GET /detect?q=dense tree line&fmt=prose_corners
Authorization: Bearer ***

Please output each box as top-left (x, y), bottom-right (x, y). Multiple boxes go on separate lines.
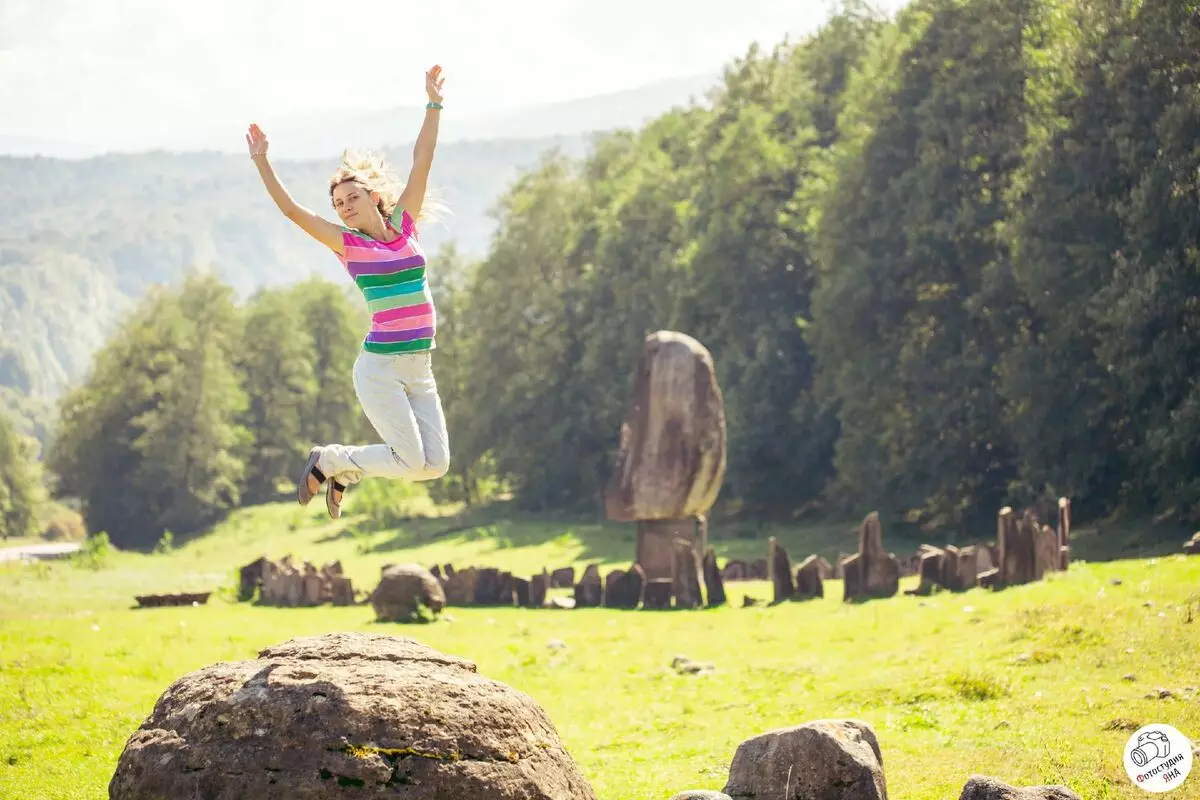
top-left (28, 0), bottom-right (1200, 547)
top-left (450, 0), bottom-right (1199, 530)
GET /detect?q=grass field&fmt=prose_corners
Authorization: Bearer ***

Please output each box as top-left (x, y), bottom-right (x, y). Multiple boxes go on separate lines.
top-left (2, 491), bottom-right (1198, 799)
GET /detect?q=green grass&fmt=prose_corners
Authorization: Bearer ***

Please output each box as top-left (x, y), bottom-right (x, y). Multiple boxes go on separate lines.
top-left (2, 495), bottom-right (1198, 799)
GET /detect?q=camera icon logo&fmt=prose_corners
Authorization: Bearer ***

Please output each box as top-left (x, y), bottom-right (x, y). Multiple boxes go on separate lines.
top-left (1123, 724), bottom-right (1192, 793)
top-left (1131, 730), bottom-right (1172, 768)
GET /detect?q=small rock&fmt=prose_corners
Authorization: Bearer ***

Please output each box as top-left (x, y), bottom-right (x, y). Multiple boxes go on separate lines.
top-left (672, 656), bottom-right (715, 675)
top-left (958, 774), bottom-right (1081, 799)
top-left (1110, 578), bottom-right (1122, 586)
top-left (1122, 674), bottom-right (1136, 682)
top-left (994, 721), bottom-right (1010, 729)
top-left (547, 638), bottom-right (567, 651)
top-left (1102, 718), bottom-right (1140, 731)
top-left (669, 792), bottom-right (732, 800)
top-left (1145, 688), bottom-right (1175, 699)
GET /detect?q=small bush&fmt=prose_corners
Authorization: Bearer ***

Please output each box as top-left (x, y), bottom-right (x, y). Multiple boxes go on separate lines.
top-left (352, 480), bottom-right (440, 529)
top-left (946, 669), bottom-right (1010, 701)
top-left (71, 532), bottom-right (114, 571)
top-left (41, 510), bottom-right (88, 542)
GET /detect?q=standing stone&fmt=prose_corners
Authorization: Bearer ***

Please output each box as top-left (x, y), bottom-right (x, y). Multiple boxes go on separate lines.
top-left (996, 507), bottom-right (1038, 588)
top-left (574, 564), bottom-right (603, 608)
top-left (514, 577), bottom-right (531, 608)
top-left (702, 549), bottom-right (726, 607)
top-left (473, 568), bottom-right (515, 606)
top-left (673, 539), bottom-right (704, 609)
top-left (793, 555), bottom-right (824, 600)
top-left (550, 567), bottom-right (575, 589)
top-left (442, 567), bottom-right (478, 606)
top-left (329, 575), bottom-right (355, 606)
top-left (907, 546), bottom-right (944, 596)
top-left (769, 538), bottom-right (794, 604)
top-left (604, 331), bottom-right (728, 580)
top-left (843, 513), bottom-right (900, 602)
top-left (941, 545), bottom-right (979, 593)
top-left (723, 719), bottom-right (887, 800)
top-left (605, 331), bottom-right (727, 522)
top-left (605, 565), bottom-right (645, 609)
top-left (530, 572), bottom-right (549, 608)
top-left (108, 633), bottom-right (598, 799)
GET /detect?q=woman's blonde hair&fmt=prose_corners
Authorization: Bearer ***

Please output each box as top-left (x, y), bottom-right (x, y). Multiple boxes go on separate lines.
top-left (328, 149), bottom-right (447, 225)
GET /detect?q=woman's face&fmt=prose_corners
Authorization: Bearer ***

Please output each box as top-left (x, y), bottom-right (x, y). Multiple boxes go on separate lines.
top-left (331, 181), bottom-right (378, 228)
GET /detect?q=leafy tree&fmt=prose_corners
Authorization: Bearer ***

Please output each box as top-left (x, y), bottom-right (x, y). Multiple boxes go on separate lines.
top-left (0, 411), bottom-right (44, 540)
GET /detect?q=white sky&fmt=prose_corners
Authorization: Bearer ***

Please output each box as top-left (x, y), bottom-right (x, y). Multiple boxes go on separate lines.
top-left (0, 0), bottom-right (905, 150)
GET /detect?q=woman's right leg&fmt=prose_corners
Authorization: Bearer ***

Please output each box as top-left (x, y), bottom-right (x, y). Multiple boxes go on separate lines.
top-left (315, 350), bottom-right (430, 487)
top-left (300, 351), bottom-right (451, 515)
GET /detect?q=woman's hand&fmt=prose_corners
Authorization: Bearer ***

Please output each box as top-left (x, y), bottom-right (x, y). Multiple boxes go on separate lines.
top-left (245, 123), bottom-right (269, 159)
top-left (425, 65), bottom-right (444, 105)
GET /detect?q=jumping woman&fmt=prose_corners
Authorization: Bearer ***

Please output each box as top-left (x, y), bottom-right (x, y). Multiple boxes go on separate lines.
top-left (246, 64), bottom-right (450, 520)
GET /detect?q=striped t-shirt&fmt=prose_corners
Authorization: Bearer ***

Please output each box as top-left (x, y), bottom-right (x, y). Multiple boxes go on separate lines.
top-left (337, 207), bottom-right (436, 355)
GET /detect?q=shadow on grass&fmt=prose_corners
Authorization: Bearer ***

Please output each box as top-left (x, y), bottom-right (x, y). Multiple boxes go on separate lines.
top-left (361, 500), bottom-right (634, 567)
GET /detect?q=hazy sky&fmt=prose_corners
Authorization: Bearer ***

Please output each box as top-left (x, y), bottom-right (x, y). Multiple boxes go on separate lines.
top-left (0, 0), bottom-right (905, 150)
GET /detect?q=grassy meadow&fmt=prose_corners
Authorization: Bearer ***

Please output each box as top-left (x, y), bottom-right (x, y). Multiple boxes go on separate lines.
top-left (2, 488), bottom-right (1199, 800)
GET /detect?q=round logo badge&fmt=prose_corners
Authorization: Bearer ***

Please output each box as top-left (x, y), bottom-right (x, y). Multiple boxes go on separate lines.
top-left (1123, 723), bottom-right (1193, 793)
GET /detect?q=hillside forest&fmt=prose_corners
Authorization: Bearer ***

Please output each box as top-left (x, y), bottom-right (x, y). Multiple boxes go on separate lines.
top-left (2, 0), bottom-right (1197, 551)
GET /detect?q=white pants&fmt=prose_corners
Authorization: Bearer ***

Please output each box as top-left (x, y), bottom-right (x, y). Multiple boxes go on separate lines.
top-left (316, 350), bottom-right (450, 485)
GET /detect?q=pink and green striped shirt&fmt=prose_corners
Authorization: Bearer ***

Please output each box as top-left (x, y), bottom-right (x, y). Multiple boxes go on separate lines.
top-left (337, 207), bottom-right (436, 355)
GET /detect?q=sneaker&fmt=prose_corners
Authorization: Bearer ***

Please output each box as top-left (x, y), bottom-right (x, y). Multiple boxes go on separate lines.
top-left (298, 447), bottom-right (326, 506)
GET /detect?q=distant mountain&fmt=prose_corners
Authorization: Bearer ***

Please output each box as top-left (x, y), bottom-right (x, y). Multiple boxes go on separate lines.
top-left (0, 134), bottom-right (594, 408)
top-left (1, 73), bottom-right (719, 160)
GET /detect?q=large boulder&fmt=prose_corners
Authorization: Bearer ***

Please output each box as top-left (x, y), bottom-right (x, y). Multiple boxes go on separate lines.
top-left (723, 719), bottom-right (887, 800)
top-left (108, 632), bottom-right (597, 799)
top-left (372, 564), bottom-right (446, 622)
